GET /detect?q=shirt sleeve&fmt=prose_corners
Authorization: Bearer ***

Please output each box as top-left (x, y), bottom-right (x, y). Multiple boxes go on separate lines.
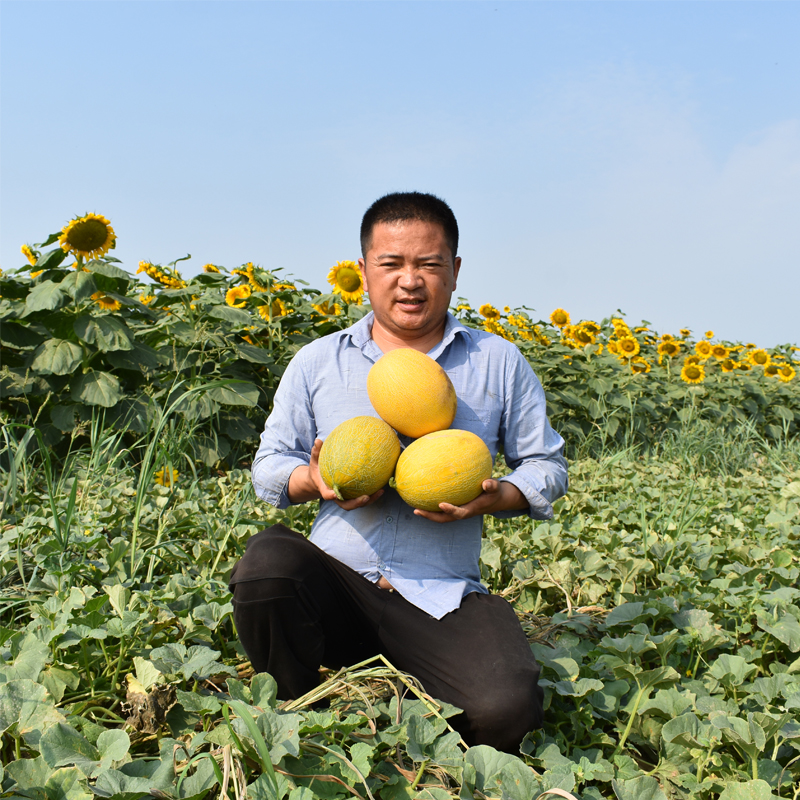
top-left (251, 350), bottom-right (317, 508)
top-left (494, 347), bottom-right (569, 520)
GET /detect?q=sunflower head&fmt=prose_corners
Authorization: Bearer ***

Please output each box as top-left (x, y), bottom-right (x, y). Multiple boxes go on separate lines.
top-left (778, 365), bottom-right (796, 383)
top-left (91, 291), bottom-right (122, 312)
top-left (21, 244), bottom-right (38, 267)
top-left (695, 340), bottom-right (712, 358)
top-left (479, 303), bottom-right (501, 321)
top-left (154, 468), bottom-right (179, 486)
top-left (658, 340), bottom-right (681, 358)
top-left (607, 340), bottom-right (620, 355)
top-left (582, 321), bottom-right (601, 335)
top-left (617, 336), bottom-right (640, 356)
top-left (30, 269), bottom-right (45, 279)
top-left (549, 308), bottom-right (570, 328)
top-left (58, 213), bottom-right (116, 260)
top-left (661, 333), bottom-right (674, 342)
top-left (705, 331), bottom-right (714, 339)
top-left (720, 358), bottom-right (737, 373)
top-left (738, 361), bottom-right (752, 372)
top-left (226, 285), bottom-right (252, 308)
top-left (312, 299), bottom-right (342, 317)
top-left (681, 363), bottom-right (706, 384)
top-left (680, 328), bottom-right (691, 337)
top-left (749, 349), bottom-right (771, 367)
top-left (711, 345), bottom-right (729, 360)
top-left (483, 319), bottom-right (514, 342)
top-left (765, 364), bottom-right (780, 377)
top-left (684, 355), bottom-right (701, 366)
top-left (203, 264), bottom-right (221, 273)
top-left (630, 357), bottom-right (651, 374)
top-left (327, 261), bottom-right (364, 303)
top-left (571, 325), bottom-right (596, 346)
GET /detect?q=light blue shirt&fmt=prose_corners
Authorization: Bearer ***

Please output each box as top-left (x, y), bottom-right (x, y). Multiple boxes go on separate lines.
top-left (252, 311), bottom-right (568, 619)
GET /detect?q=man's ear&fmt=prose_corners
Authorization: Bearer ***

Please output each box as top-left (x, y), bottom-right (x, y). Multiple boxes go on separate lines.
top-left (358, 258), bottom-right (369, 293)
top-left (452, 256), bottom-right (462, 292)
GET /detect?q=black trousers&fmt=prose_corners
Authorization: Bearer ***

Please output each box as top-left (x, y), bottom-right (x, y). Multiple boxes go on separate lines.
top-left (229, 525), bottom-right (543, 752)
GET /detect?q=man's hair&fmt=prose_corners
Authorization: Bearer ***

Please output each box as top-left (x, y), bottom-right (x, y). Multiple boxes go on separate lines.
top-left (360, 192), bottom-right (459, 258)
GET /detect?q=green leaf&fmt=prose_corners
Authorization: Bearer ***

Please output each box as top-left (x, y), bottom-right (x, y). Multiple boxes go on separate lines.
top-left (35, 247), bottom-right (69, 271)
top-left (5, 754), bottom-right (52, 792)
top-left (206, 381), bottom-right (260, 407)
top-left (106, 339), bottom-right (170, 370)
top-left (718, 779), bottom-right (778, 799)
top-left (50, 404), bottom-right (79, 432)
top-left (612, 776), bottom-right (668, 800)
top-left (149, 643), bottom-right (235, 681)
top-left (59, 271), bottom-right (97, 303)
top-left (39, 722), bottom-right (99, 775)
top-left (465, 745), bottom-right (542, 800)
top-left (73, 315), bottom-right (133, 352)
top-left (96, 729), bottom-right (130, 768)
top-left (0, 638), bottom-right (49, 683)
top-left (71, 371), bottom-right (122, 408)
top-left (251, 673), bottom-right (278, 709)
top-left (83, 260), bottom-right (131, 280)
top-left (26, 280), bottom-right (67, 312)
top-left (0, 679), bottom-right (66, 747)
top-left (757, 612), bottom-right (800, 653)
top-left (31, 339), bottom-right (84, 376)
top-left (132, 657), bottom-right (163, 692)
top-left (176, 689), bottom-right (222, 715)
top-left (207, 304), bottom-right (252, 325)
top-left (235, 342), bottom-right (275, 364)
top-left (709, 654), bottom-right (758, 687)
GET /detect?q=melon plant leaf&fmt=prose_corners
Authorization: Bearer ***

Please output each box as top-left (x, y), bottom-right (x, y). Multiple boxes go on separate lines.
top-left (0, 679), bottom-right (66, 747)
top-left (31, 339), bottom-right (84, 376)
top-left (465, 745), bottom-right (542, 800)
top-left (251, 672), bottom-right (278, 709)
top-left (4, 754), bottom-right (53, 791)
top-left (0, 638), bottom-right (50, 683)
top-left (26, 280), bottom-right (66, 312)
top-left (611, 775), bottom-right (668, 800)
top-left (709, 655), bottom-right (758, 688)
top-left (96, 729), bottom-right (131, 768)
top-left (757, 612), bottom-right (800, 653)
top-left (718, 779), bottom-right (779, 799)
top-left (71, 370), bottom-right (122, 408)
top-left (176, 689), bottom-right (222, 715)
top-left (39, 722), bottom-right (100, 775)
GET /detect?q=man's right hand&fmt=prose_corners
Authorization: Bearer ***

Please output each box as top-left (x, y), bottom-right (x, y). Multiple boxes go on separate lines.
top-left (287, 439), bottom-right (384, 510)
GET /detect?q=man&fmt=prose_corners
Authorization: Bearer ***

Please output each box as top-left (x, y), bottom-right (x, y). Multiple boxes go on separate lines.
top-left (230, 192), bottom-right (568, 753)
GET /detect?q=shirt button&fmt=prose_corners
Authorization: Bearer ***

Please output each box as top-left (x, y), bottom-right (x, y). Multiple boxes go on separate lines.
top-left (386, 516), bottom-right (393, 523)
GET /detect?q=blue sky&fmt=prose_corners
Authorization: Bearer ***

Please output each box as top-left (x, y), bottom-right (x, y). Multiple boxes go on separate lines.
top-left (2, 1), bottom-right (798, 346)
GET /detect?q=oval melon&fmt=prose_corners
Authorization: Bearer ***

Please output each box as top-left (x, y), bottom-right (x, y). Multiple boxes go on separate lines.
top-left (319, 416), bottom-right (401, 501)
top-left (393, 429), bottom-right (493, 512)
top-left (367, 349), bottom-right (457, 438)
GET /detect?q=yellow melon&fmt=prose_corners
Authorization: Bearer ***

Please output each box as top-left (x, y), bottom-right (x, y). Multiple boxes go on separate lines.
top-left (393, 429), bottom-right (493, 511)
top-left (319, 416), bottom-right (401, 500)
top-left (367, 348), bottom-right (457, 438)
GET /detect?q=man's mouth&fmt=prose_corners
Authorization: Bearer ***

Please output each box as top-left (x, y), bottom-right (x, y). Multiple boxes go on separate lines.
top-left (396, 298), bottom-right (425, 308)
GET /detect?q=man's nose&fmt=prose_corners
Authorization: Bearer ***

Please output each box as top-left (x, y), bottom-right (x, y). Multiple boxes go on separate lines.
top-left (397, 266), bottom-right (423, 289)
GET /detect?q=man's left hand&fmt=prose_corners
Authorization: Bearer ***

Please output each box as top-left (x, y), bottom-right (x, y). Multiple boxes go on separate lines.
top-left (413, 479), bottom-right (527, 523)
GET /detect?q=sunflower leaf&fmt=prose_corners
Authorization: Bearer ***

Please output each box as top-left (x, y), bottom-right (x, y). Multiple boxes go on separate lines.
top-left (31, 339), bottom-right (84, 376)
top-left (25, 280), bottom-right (67, 313)
top-left (34, 248), bottom-right (69, 271)
top-left (71, 371), bottom-right (122, 408)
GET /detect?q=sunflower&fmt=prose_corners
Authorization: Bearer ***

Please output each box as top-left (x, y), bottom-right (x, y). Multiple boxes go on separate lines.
top-left (517, 329), bottom-right (534, 341)
top-left (684, 355), bottom-right (701, 366)
top-left (258, 299), bottom-right (288, 320)
top-left (455, 303), bottom-right (472, 313)
top-left (680, 328), bottom-right (691, 337)
top-left (738, 362), bottom-right (752, 372)
top-left (571, 325), bottom-right (596, 346)
top-left (765, 364), bottom-right (779, 378)
top-left (91, 291), bottom-right (122, 312)
top-left (226, 285), bottom-right (252, 308)
top-left (202, 264), bottom-right (221, 273)
top-left (694, 340), bottom-right (712, 358)
top-left (658, 340), bottom-right (681, 358)
top-left (154, 468), bottom-right (179, 486)
top-left (681, 363), bottom-right (705, 384)
top-left (483, 319), bottom-right (514, 341)
top-left (720, 358), bottom-right (737, 373)
top-left (30, 270), bottom-right (44, 279)
top-left (533, 326), bottom-right (551, 346)
top-left (312, 299), bottom-right (342, 316)
top-left (582, 321), bottom-right (601, 335)
top-left (479, 304), bottom-right (501, 320)
top-left (549, 308), bottom-right (570, 328)
top-left (21, 244), bottom-right (38, 266)
top-left (630, 357), bottom-right (651, 374)
top-left (710, 345), bottom-right (729, 360)
top-left (58, 213), bottom-right (116, 260)
top-left (612, 318), bottom-right (632, 337)
top-left (778, 364), bottom-right (796, 383)
top-left (139, 293), bottom-right (155, 305)
top-left (272, 282), bottom-right (296, 293)
top-left (748, 349), bottom-right (771, 367)
top-left (660, 333), bottom-right (674, 342)
top-left (617, 336), bottom-right (640, 357)
top-left (327, 260), bottom-right (364, 303)
top-left (503, 306), bottom-right (511, 313)
top-left (607, 340), bottom-right (620, 355)
top-left (137, 261), bottom-right (186, 289)
top-left (634, 326), bottom-right (649, 334)
top-left (705, 330), bottom-right (714, 339)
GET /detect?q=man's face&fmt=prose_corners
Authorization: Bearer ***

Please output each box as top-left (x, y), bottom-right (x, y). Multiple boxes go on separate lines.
top-left (358, 220), bottom-right (461, 342)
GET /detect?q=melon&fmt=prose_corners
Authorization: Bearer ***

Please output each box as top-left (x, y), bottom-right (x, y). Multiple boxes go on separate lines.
top-left (367, 348), bottom-right (457, 438)
top-left (393, 429), bottom-right (493, 512)
top-left (318, 416), bottom-right (401, 500)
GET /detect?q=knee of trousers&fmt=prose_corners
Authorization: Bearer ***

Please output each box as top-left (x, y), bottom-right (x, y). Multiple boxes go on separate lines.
top-left (230, 525), bottom-right (317, 588)
top-left (463, 671), bottom-right (544, 751)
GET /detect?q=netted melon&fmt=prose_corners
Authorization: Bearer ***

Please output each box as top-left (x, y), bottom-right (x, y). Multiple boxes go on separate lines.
top-left (319, 416), bottom-right (401, 500)
top-left (367, 348), bottom-right (457, 438)
top-left (393, 429), bottom-right (492, 511)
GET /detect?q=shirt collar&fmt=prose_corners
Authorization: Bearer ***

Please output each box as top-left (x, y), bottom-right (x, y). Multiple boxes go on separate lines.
top-left (345, 311), bottom-right (471, 360)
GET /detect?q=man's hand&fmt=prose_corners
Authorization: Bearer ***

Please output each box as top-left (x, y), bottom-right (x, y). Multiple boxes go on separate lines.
top-left (288, 439), bottom-right (384, 510)
top-left (413, 479), bottom-right (527, 523)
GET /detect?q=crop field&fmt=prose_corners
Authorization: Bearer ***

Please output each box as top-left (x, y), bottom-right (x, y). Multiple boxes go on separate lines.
top-left (1, 215), bottom-right (800, 799)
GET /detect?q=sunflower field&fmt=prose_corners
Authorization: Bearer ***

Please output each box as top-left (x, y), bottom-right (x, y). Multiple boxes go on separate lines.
top-left (1, 215), bottom-right (800, 800)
